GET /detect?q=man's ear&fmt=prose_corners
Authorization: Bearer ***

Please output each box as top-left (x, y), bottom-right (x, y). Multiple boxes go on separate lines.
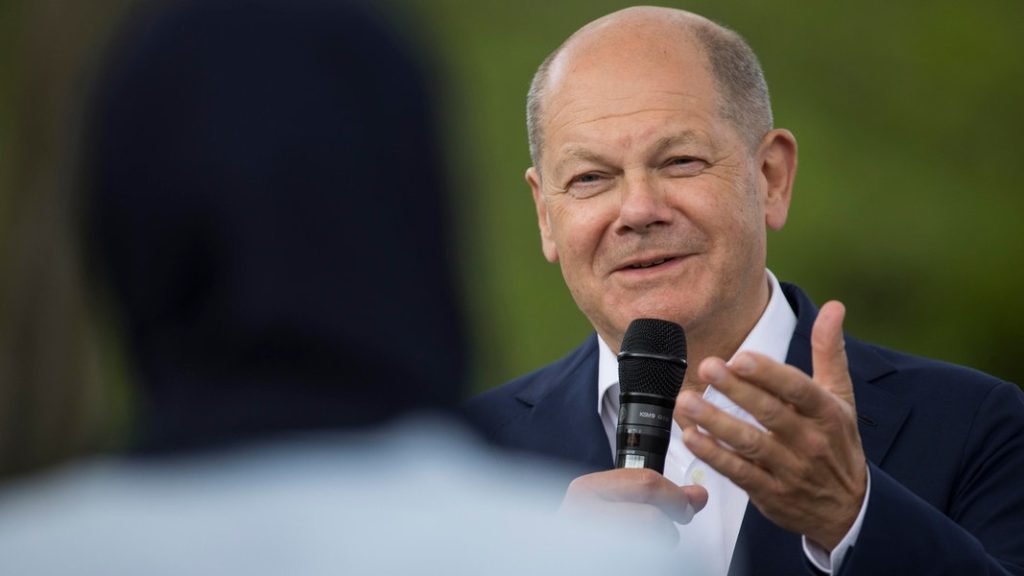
top-left (757, 129), bottom-right (798, 231)
top-left (527, 167), bottom-right (559, 263)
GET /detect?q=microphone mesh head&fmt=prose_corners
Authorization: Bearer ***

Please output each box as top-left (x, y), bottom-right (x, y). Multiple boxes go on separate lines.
top-left (618, 319), bottom-right (687, 398)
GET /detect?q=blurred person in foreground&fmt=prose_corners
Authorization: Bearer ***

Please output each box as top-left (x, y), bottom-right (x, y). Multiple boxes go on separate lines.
top-left (469, 6), bottom-right (1024, 576)
top-left (0, 1), bottom-right (689, 574)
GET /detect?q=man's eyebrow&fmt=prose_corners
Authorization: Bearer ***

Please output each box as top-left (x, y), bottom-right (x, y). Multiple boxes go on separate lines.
top-left (551, 147), bottom-right (613, 173)
top-left (650, 132), bottom-right (702, 155)
top-left (548, 131), bottom-right (707, 176)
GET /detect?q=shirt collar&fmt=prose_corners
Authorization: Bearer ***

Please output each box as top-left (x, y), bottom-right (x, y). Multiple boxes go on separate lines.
top-left (597, 269), bottom-right (797, 416)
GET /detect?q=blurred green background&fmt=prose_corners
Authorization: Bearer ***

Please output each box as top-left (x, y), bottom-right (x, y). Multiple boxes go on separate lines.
top-left (1, 0), bottom-right (1021, 476)
top-left (414, 0), bottom-right (1024, 389)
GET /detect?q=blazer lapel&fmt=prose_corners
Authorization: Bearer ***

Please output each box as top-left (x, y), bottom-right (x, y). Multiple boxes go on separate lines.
top-left (780, 283), bottom-right (911, 466)
top-left (513, 334), bottom-right (614, 473)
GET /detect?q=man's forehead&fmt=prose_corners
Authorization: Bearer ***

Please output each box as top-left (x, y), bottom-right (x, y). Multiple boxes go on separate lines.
top-left (541, 45), bottom-right (721, 162)
top-left (542, 19), bottom-right (716, 123)
top-left (529, 7), bottom-right (740, 168)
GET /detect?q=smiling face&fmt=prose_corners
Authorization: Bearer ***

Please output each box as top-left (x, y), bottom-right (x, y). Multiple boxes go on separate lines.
top-left (528, 12), bottom-right (795, 355)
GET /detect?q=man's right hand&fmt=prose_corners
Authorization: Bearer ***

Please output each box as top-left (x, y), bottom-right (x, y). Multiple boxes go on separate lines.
top-left (559, 468), bottom-right (709, 546)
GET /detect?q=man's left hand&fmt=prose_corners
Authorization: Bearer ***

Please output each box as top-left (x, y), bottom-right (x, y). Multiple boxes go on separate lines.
top-left (675, 300), bottom-right (867, 550)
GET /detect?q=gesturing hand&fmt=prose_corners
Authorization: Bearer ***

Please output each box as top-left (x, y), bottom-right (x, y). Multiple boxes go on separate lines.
top-left (675, 301), bottom-right (867, 550)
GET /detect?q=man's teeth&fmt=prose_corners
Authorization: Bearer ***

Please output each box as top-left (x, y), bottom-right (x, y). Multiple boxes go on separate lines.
top-left (630, 258), bottom-right (668, 269)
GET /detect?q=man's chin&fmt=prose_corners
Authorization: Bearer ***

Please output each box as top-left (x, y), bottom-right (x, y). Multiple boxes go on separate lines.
top-left (605, 301), bottom-right (700, 338)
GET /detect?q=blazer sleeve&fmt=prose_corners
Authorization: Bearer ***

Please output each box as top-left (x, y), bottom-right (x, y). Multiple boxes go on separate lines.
top-left (837, 381), bottom-right (1024, 575)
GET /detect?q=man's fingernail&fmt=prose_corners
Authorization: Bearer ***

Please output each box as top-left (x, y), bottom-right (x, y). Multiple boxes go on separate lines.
top-left (730, 354), bottom-right (756, 374)
top-left (683, 427), bottom-right (706, 449)
top-left (704, 361), bottom-right (726, 383)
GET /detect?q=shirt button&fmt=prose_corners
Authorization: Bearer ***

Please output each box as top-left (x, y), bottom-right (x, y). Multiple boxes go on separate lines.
top-left (689, 466), bottom-right (706, 486)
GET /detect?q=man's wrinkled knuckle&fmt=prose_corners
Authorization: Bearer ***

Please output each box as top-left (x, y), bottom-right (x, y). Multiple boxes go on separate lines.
top-left (736, 430), bottom-right (762, 458)
top-left (792, 458), bottom-right (814, 481)
top-left (729, 461), bottom-right (754, 487)
top-left (789, 380), bottom-right (813, 406)
top-left (770, 481), bottom-right (790, 502)
top-left (759, 400), bottom-right (783, 427)
top-left (803, 432), bottom-right (829, 459)
top-left (633, 468), bottom-right (662, 490)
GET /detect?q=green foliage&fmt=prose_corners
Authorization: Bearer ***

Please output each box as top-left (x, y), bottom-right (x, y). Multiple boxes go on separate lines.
top-left (410, 0), bottom-right (1024, 391)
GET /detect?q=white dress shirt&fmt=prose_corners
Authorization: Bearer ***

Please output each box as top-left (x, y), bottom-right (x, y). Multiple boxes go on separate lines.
top-left (596, 269), bottom-right (867, 574)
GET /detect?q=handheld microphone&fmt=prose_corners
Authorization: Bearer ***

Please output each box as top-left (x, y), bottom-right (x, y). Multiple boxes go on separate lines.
top-left (615, 319), bottom-right (687, 474)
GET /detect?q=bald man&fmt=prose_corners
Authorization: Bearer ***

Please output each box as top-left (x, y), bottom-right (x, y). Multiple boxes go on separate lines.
top-left (470, 7), bottom-right (1024, 576)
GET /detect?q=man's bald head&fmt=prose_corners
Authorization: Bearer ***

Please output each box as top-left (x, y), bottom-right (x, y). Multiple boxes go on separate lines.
top-left (526, 7), bottom-right (772, 167)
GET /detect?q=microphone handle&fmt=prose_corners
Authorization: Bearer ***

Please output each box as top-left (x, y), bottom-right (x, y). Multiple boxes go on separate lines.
top-left (615, 392), bottom-right (675, 474)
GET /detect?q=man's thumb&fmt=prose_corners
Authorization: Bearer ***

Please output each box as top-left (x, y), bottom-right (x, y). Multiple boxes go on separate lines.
top-left (811, 300), bottom-right (853, 404)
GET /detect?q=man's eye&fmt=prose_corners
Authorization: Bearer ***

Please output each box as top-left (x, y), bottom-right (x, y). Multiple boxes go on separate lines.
top-left (664, 157), bottom-right (706, 175)
top-left (565, 173), bottom-right (610, 198)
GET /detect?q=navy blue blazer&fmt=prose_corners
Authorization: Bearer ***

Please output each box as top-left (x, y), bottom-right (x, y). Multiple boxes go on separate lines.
top-left (468, 283), bottom-right (1024, 575)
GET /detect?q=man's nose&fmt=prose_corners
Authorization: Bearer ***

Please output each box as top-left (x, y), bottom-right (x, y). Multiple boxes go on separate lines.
top-left (616, 172), bottom-right (673, 233)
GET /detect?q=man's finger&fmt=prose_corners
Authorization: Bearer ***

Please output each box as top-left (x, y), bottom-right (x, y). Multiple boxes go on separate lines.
top-left (682, 426), bottom-right (775, 494)
top-left (563, 469), bottom-right (708, 525)
top-left (714, 353), bottom-right (833, 421)
top-left (694, 356), bottom-right (804, 437)
top-left (811, 300), bottom-right (854, 404)
top-left (680, 483), bottom-right (710, 520)
top-left (676, 388), bottom-right (799, 471)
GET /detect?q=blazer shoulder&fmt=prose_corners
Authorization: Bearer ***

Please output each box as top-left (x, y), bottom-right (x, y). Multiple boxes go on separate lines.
top-left (848, 335), bottom-right (1024, 477)
top-left (859, 337), bottom-right (1015, 402)
top-left (465, 334), bottom-right (598, 438)
top-left (783, 281), bottom-right (1016, 404)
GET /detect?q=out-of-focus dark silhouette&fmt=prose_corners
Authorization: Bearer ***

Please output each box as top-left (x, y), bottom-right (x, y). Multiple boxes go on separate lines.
top-left (0, 2), bottom-right (689, 574)
top-left (84, 0), bottom-right (467, 453)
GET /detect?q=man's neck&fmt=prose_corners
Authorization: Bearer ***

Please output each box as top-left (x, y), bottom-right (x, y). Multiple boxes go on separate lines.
top-left (605, 272), bottom-right (773, 397)
top-left (684, 276), bottom-right (772, 395)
